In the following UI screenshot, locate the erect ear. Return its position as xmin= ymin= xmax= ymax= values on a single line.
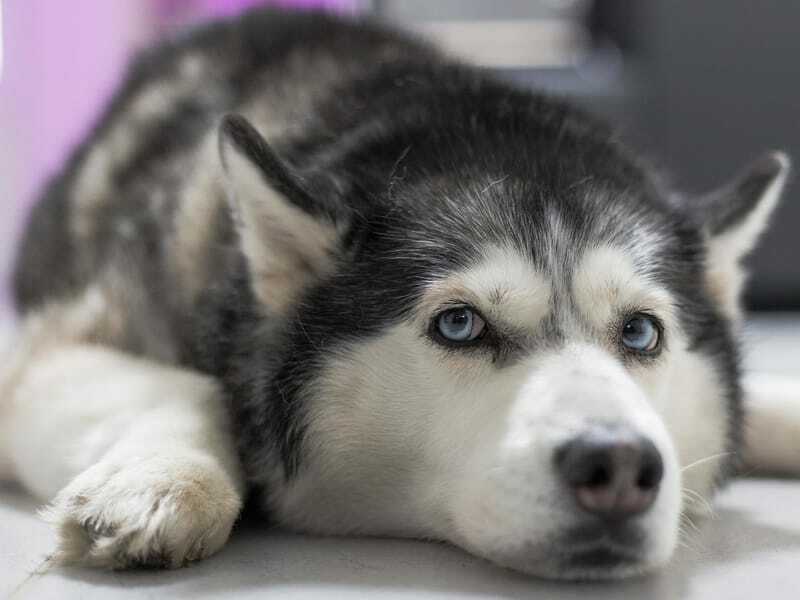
xmin=694 ymin=152 xmax=791 ymax=321
xmin=218 ymin=114 xmax=344 ymax=314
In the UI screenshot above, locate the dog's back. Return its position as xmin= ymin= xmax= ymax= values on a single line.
xmin=12 ymin=9 xmax=436 ymax=362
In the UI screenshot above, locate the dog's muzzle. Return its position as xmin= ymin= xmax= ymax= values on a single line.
xmin=450 ymin=346 xmax=681 ymax=578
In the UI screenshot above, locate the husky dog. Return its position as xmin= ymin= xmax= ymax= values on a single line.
xmin=1 ymin=8 xmax=798 ymax=580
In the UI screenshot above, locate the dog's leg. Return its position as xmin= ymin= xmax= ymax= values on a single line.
xmin=742 ymin=372 xmax=800 ymax=475
xmin=1 ymin=340 xmax=244 ymax=569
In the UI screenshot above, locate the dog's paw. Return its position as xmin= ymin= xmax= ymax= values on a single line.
xmin=42 ymin=455 xmax=242 ymax=569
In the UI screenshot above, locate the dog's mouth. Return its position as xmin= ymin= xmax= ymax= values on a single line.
xmin=482 ymin=520 xmax=653 ymax=580
xmin=555 ymin=522 xmax=648 ymax=577
xmin=563 ymin=545 xmax=640 ymax=569
xmin=563 ymin=521 xmax=645 ymax=549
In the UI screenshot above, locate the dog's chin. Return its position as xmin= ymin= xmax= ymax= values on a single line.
xmin=463 ymin=523 xmax=672 ymax=581
xmin=487 ymin=545 xmax=661 ymax=581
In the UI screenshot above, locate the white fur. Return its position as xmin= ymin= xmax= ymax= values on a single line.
xmin=638 ymin=333 xmax=729 ymax=515
xmin=1 ymin=331 xmax=244 ymax=568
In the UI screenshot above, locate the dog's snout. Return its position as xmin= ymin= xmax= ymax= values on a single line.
xmin=555 ymin=426 xmax=664 ymax=520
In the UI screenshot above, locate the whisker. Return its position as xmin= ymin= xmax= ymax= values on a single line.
xmin=681 ymin=487 xmax=716 ymax=518
xmin=675 ymin=526 xmax=701 ymax=554
xmin=682 ymin=492 xmax=713 ymax=515
xmin=677 ymin=516 xmax=709 ymax=554
xmin=681 ymin=452 xmax=732 ymax=473
xmin=680 ymin=514 xmax=701 ymax=534
xmin=683 ymin=488 xmax=714 ymax=513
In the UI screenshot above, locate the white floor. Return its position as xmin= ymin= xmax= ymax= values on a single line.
xmin=2 ymin=315 xmax=799 ymax=599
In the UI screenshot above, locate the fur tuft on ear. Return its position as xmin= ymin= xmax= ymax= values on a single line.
xmin=696 ymin=151 xmax=791 ymax=321
xmin=218 ymin=114 xmax=344 ymax=314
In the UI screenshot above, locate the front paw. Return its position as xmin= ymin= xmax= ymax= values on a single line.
xmin=42 ymin=455 xmax=242 ymax=569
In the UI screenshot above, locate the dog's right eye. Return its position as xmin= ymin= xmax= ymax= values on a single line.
xmin=621 ymin=314 xmax=661 ymax=354
xmin=434 ymin=307 xmax=486 ymax=344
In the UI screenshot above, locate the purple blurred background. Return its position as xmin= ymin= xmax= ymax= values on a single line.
xmin=0 ymin=0 xmax=359 ymax=310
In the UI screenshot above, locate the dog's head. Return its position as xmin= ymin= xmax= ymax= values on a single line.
xmin=217 ymin=86 xmax=789 ymax=579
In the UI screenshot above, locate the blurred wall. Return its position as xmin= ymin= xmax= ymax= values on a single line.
xmin=628 ymin=0 xmax=800 ymax=310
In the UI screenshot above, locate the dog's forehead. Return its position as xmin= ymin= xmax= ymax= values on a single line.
xmin=394 ymin=174 xmax=675 ymax=269
xmin=390 ymin=171 xmax=679 ymax=263
xmin=349 ymin=168 xmax=705 ymax=342
xmin=418 ymin=240 xmax=677 ymax=331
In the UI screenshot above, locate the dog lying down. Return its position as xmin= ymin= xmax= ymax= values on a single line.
xmin=1 ymin=8 xmax=798 ymax=580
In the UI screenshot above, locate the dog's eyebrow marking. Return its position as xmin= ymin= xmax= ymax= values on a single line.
xmin=488 ymin=286 xmax=510 ymax=306
xmin=571 ymin=245 xmax=676 ymax=328
xmin=420 ymin=246 xmax=552 ymax=332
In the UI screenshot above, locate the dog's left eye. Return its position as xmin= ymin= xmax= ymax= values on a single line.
xmin=435 ymin=307 xmax=486 ymax=343
xmin=621 ymin=315 xmax=661 ymax=353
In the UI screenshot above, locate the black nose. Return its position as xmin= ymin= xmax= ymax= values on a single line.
xmin=555 ymin=426 xmax=664 ymax=520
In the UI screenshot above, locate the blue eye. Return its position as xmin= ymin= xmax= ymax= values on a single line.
xmin=621 ymin=315 xmax=661 ymax=353
xmin=436 ymin=307 xmax=486 ymax=343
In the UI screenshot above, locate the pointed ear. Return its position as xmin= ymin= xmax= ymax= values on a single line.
xmin=218 ymin=114 xmax=344 ymax=314
xmin=695 ymin=152 xmax=791 ymax=321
